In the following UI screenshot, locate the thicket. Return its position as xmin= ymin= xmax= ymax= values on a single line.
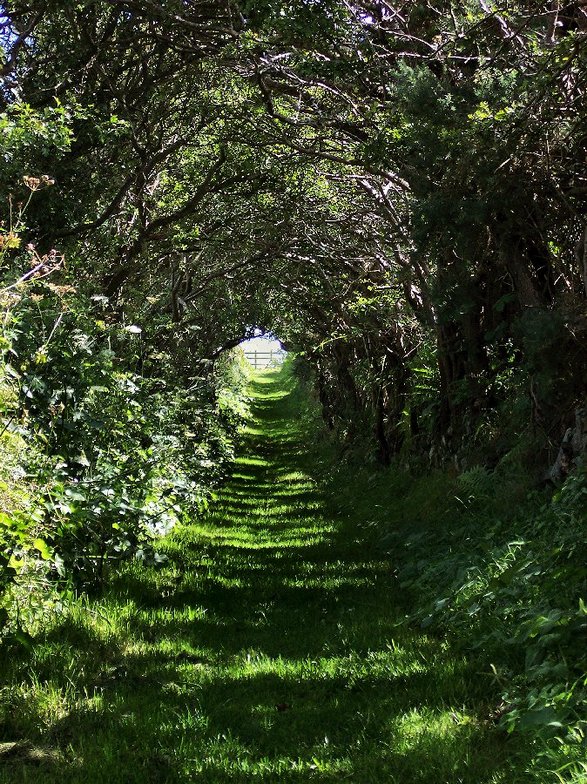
xmin=1 ymin=289 xmax=251 ymax=618
xmin=0 ymin=129 xmax=251 ymax=628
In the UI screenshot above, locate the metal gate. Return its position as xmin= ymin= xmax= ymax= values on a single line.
xmin=244 ymin=349 xmax=285 ymax=369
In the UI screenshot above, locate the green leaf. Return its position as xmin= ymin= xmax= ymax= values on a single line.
xmin=518 ymin=707 xmax=563 ymax=730
xmin=8 ymin=554 xmax=24 ymax=571
xmin=10 ymin=628 xmax=35 ymax=651
xmin=33 ymin=538 xmax=53 ymax=560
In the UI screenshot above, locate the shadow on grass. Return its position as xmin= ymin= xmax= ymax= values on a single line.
xmin=0 ymin=370 xmax=533 ymax=784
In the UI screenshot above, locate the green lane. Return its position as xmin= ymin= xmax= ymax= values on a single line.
xmin=0 ymin=369 xmax=529 ymax=783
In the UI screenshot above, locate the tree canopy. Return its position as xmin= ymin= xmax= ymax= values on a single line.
xmin=1 ymin=0 xmax=586 ymax=559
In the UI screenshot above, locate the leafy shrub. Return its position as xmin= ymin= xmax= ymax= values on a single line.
xmin=1 ymin=264 xmax=252 ymax=598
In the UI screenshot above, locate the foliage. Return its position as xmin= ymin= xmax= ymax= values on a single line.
xmin=3 ymin=294 xmax=252 ymax=593
xmin=2 ymin=0 xmax=585 ymax=468
xmin=1 ymin=250 xmax=251 ymax=612
xmin=313 ymin=404 xmax=587 ymax=776
xmin=0 ymin=2 xmax=586 ymax=777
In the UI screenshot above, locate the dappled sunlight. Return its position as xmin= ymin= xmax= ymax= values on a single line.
xmin=0 ymin=368 xmax=531 ymax=784
xmin=281 ymin=573 xmax=374 ymax=589
xmin=234 ymin=456 xmax=271 ymax=467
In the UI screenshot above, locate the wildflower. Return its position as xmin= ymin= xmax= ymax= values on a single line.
xmin=0 ymin=232 xmax=21 ymax=249
xmin=22 ymin=175 xmax=41 ymax=190
xmin=22 ymin=174 xmax=55 ymax=191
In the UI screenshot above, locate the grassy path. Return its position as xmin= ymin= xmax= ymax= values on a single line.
xmin=0 ymin=370 xmax=528 ymax=782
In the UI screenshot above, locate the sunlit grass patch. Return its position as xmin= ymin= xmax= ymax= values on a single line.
xmin=229 ymin=472 xmax=256 ymax=481
xmin=222 ymin=648 xmax=430 ymax=685
xmin=282 ymin=572 xmax=373 ymax=589
xmin=234 ymin=456 xmax=270 ymax=467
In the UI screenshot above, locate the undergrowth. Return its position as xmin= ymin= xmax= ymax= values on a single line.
xmin=308 ymin=369 xmax=587 ymax=782
xmin=0 ymin=362 xmax=584 ymax=782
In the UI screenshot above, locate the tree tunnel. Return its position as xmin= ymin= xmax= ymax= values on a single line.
xmin=3 ymin=6 xmax=587 ymax=775
xmin=1 ymin=0 xmax=585 ymax=469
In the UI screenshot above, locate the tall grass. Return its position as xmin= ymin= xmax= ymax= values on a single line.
xmin=309 ymin=379 xmax=587 ymax=783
